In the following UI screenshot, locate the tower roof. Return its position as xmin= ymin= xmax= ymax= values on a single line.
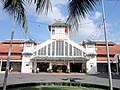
xmin=48 ymin=20 xmax=70 ymax=31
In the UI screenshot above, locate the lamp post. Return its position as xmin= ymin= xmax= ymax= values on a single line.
xmin=101 ymin=0 xmax=113 ymax=90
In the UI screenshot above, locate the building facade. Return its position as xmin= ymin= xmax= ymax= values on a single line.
xmin=0 ymin=21 xmax=120 ymax=74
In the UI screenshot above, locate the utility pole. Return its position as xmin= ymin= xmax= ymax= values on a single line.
xmin=101 ymin=0 xmax=113 ymax=90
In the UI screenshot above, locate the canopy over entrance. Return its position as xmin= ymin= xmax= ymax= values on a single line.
xmin=30 ymin=56 xmax=89 ymax=61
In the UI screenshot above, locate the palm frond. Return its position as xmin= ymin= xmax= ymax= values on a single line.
xmin=27 ymin=0 xmax=52 ymax=14
xmin=2 ymin=0 xmax=28 ymax=32
xmin=67 ymin=0 xmax=100 ymax=32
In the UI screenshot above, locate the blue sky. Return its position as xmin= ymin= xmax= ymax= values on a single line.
xmin=0 ymin=0 xmax=120 ymax=43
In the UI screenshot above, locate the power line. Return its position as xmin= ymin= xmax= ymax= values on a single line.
xmin=87 ymin=22 xmax=103 ymax=40
xmin=106 ymin=0 xmax=119 ymax=19
xmin=86 ymin=0 xmax=119 ymax=40
xmin=27 ymin=19 xmax=49 ymax=25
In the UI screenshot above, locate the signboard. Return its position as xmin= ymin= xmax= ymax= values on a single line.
xmin=53 ymin=61 xmax=68 ymax=65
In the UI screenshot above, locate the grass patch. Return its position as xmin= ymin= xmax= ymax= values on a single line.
xmin=0 ymin=82 xmax=119 ymax=90
xmin=7 ymin=86 xmax=101 ymax=90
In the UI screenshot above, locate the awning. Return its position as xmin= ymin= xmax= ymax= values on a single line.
xmin=30 ymin=56 xmax=89 ymax=61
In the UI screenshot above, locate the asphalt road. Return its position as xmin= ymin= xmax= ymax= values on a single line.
xmin=0 ymin=73 xmax=120 ymax=89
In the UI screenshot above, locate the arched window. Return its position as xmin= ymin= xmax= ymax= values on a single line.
xmin=52 ymin=29 xmax=55 ymax=35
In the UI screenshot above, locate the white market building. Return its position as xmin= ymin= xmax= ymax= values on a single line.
xmin=0 ymin=21 xmax=120 ymax=74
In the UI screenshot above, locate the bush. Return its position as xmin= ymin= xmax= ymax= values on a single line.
xmin=1 ymin=67 xmax=6 ymax=71
xmin=66 ymin=69 xmax=70 ymax=73
xmin=47 ymin=69 xmax=53 ymax=73
xmin=57 ymin=70 xmax=62 ymax=73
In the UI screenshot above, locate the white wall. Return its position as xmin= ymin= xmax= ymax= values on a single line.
xmin=21 ymin=43 xmax=34 ymax=73
xmin=85 ymin=44 xmax=97 ymax=74
xmin=86 ymin=55 xmax=97 ymax=74
xmin=21 ymin=55 xmax=32 ymax=73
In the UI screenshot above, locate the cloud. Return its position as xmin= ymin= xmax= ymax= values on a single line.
xmin=51 ymin=0 xmax=68 ymax=6
xmin=95 ymin=11 xmax=102 ymax=20
xmin=26 ymin=0 xmax=67 ymax=23
xmin=36 ymin=6 xmax=65 ymax=23
xmin=70 ymin=14 xmax=99 ymax=43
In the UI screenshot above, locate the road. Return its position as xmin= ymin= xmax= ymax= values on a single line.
xmin=0 ymin=73 xmax=120 ymax=89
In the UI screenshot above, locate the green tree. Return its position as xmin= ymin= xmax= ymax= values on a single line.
xmin=1 ymin=0 xmax=99 ymax=90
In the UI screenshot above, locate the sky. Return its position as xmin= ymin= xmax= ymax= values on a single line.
xmin=0 ymin=0 xmax=120 ymax=44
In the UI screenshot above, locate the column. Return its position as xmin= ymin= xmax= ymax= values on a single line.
xmin=49 ymin=62 xmax=52 ymax=70
xmin=66 ymin=62 xmax=70 ymax=73
xmin=0 ymin=59 xmax=2 ymax=72
xmin=34 ymin=60 xmax=37 ymax=73
xmin=67 ymin=62 xmax=70 ymax=70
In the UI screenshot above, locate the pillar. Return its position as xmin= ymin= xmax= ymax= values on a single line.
xmin=49 ymin=62 xmax=52 ymax=70
xmin=0 ymin=59 xmax=2 ymax=72
xmin=34 ymin=60 xmax=37 ymax=73
xmin=67 ymin=62 xmax=70 ymax=70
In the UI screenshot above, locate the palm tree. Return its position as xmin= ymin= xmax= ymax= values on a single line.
xmin=1 ymin=0 xmax=99 ymax=90
xmin=67 ymin=0 xmax=99 ymax=31
xmin=2 ymin=0 xmax=51 ymax=90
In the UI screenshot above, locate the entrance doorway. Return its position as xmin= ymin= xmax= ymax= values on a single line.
xmin=10 ymin=62 xmax=21 ymax=72
xmin=37 ymin=62 xmax=49 ymax=72
xmin=52 ymin=65 xmax=67 ymax=73
xmin=70 ymin=63 xmax=82 ymax=72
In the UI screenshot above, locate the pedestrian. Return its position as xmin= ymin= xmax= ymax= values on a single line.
xmin=36 ymin=67 xmax=39 ymax=73
xmin=10 ymin=67 xmax=13 ymax=73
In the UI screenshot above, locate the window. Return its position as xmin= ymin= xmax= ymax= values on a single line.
xmin=56 ymin=40 xmax=64 ymax=56
xmin=48 ymin=44 xmax=51 ymax=55
xmin=52 ymin=29 xmax=55 ymax=35
xmin=65 ymin=42 xmax=68 ymax=56
xmin=52 ymin=42 xmax=55 ymax=55
xmin=43 ymin=46 xmax=46 ymax=55
xmin=69 ymin=44 xmax=72 ymax=56
xmin=38 ymin=49 xmax=40 ymax=55
xmin=56 ymin=41 xmax=59 ymax=56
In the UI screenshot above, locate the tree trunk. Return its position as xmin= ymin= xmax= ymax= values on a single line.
xmin=3 ymin=15 xmax=16 ymax=90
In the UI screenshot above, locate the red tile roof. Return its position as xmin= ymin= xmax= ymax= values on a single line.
xmin=0 ymin=44 xmax=23 ymax=53
xmin=95 ymin=41 xmax=120 ymax=61
xmin=0 ymin=55 xmax=22 ymax=60
xmin=96 ymin=44 xmax=120 ymax=54
xmin=95 ymin=41 xmax=115 ymax=46
xmin=3 ymin=39 xmax=24 ymax=44
xmin=0 ymin=40 xmax=23 ymax=60
xmin=97 ymin=57 xmax=114 ymax=61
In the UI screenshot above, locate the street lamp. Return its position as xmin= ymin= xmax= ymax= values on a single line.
xmin=101 ymin=0 xmax=113 ymax=90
